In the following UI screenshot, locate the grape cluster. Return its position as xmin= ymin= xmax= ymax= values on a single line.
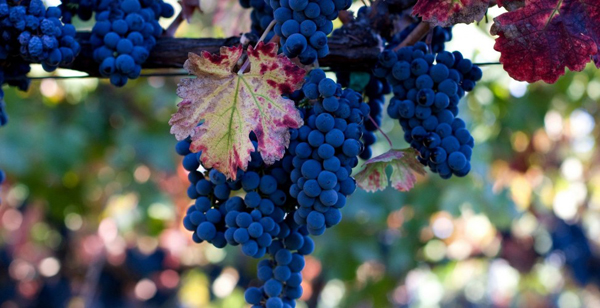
xmin=178 ymin=135 xmax=293 ymax=251
xmin=90 ymin=0 xmax=174 ymax=86
xmin=239 ymin=0 xmax=274 ymax=41
xmin=270 ymin=0 xmax=351 ymax=64
xmin=376 ymin=43 xmax=482 ymax=178
xmin=176 ymin=70 xmax=366 ymax=307
xmin=391 ymin=22 xmax=452 ymax=54
xmin=0 ymin=0 xmax=80 ymax=72
xmin=550 ymin=219 xmax=595 ymax=285
xmin=287 ymin=69 xmax=363 ymax=235
xmin=177 ymin=137 xmax=311 ymax=307
xmin=245 ymin=216 xmax=313 ymax=308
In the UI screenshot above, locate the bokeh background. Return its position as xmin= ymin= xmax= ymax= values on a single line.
xmin=1 ymin=2 xmax=600 ymax=308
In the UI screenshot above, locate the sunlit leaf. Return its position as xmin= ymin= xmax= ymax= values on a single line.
xmin=169 ymin=43 xmax=306 ymax=179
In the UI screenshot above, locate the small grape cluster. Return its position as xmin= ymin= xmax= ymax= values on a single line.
xmin=375 ymin=43 xmax=482 ymax=178
xmin=245 ymin=217 xmax=313 ymax=308
xmin=179 ymin=136 xmax=292 ymax=253
xmin=239 ymin=0 xmax=274 ymax=41
xmin=0 ymin=0 xmax=80 ymax=72
xmin=90 ymin=0 xmax=174 ymax=86
xmin=270 ymin=0 xmax=351 ymax=64
xmin=391 ymin=22 xmax=452 ymax=54
xmin=288 ymin=69 xmax=364 ymax=235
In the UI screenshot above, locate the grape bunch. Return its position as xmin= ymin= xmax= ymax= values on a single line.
xmin=391 ymin=22 xmax=452 ymax=54
xmin=270 ymin=0 xmax=352 ymax=64
xmin=179 ymin=135 xmax=293 ymax=253
xmin=175 ymin=68 xmax=368 ymax=307
xmin=176 ymin=137 xmax=312 ymax=307
xmin=245 ymin=216 xmax=313 ymax=308
xmin=550 ymin=219 xmax=595 ymax=285
xmin=239 ymin=0 xmax=274 ymax=41
xmin=287 ymin=69 xmax=364 ymax=235
xmin=0 ymin=0 xmax=80 ymax=72
xmin=375 ymin=43 xmax=482 ymax=178
xmin=89 ymin=0 xmax=174 ymax=86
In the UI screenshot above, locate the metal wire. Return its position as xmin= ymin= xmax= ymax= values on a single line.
xmin=15 ymin=71 xmax=191 ymax=80
xmin=7 ymin=62 xmax=503 ymax=80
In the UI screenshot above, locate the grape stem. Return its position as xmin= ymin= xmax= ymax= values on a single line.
xmin=237 ymin=20 xmax=277 ymax=75
xmin=392 ymin=22 xmax=432 ymax=51
xmin=425 ymin=28 xmax=434 ymax=54
xmin=165 ymin=11 xmax=184 ymax=37
xmin=368 ymin=115 xmax=393 ymax=149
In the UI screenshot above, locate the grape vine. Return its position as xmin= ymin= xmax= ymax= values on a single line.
xmin=0 ymin=0 xmax=599 ymax=306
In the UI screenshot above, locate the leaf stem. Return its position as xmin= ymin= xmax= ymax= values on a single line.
xmin=258 ymin=20 xmax=277 ymax=44
xmin=368 ymin=115 xmax=393 ymax=149
xmin=237 ymin=20 xmax=277 ymax=75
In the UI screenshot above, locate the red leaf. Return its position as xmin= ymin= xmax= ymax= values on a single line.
xmin=412 ymin=0 xmax=490 ymax=27
xmin=492 ymin=0 xmax=600 ymax=83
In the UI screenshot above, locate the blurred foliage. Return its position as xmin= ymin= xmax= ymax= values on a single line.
xmin=2 ymin=1 xmax=600 ymax=308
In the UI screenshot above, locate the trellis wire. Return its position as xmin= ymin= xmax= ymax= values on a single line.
xmin=6 ymin=62 xmax=502 ymax=81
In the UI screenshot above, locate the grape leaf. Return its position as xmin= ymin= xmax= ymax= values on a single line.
xmin=412 ymin=0 xmax=490 ymax=27
xmin=169 ymin=43 xmax=306 ymax=180
xmin=492 ymin=0 xmax=600 ymax=83
xmin=355 ymin=149 xmax=426 ymax=193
